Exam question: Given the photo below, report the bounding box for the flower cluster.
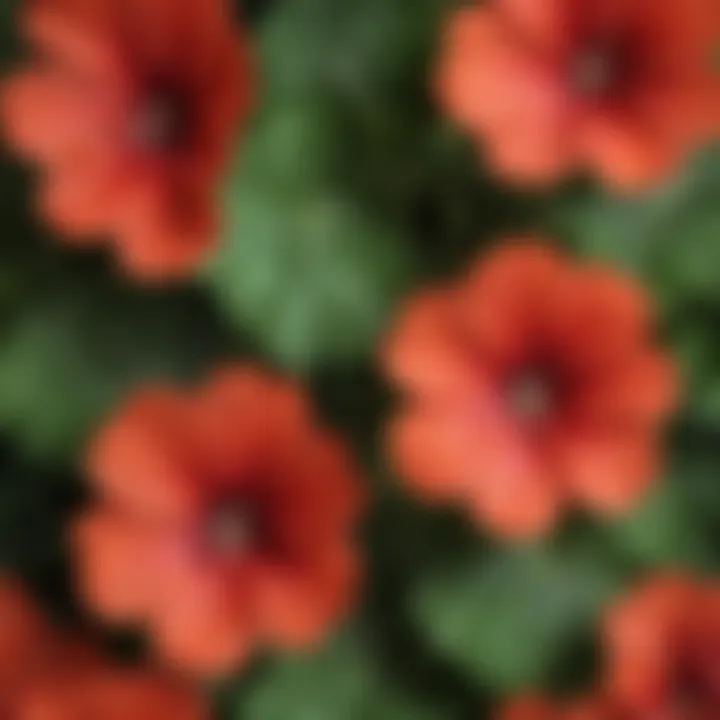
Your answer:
[0,0,717,717]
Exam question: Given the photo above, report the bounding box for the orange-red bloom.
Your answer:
[3,0,252,279]
[20,666,205,720]
[73,366,365,675]
[499,695,618,720]
[437,0,720,190]
[0,578,205,720]
[603,575,720,719]
[0,579,57,715]
[384,241,677,539]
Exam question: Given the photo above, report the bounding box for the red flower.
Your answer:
[437,0,720,190]
[73,367,366,675]
[0,579,56,714]
[604,575,720,719]
[20,667,205,720]
[383,241,677,539]
[499,695,618,720]
[0,578,205,720]
[2,0,252,279]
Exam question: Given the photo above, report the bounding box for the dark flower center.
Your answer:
[201,480,288,563]
[129,85,193,153]
[572,49,617,97]
[570,33,637,101]
[508,371,555,424]
[205,503,256,557]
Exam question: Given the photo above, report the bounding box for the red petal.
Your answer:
[71,511,158,623]
[382,289,480,399]
[87,389,201,522]
[559,430,658,515]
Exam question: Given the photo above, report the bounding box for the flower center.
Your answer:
[129,91,189,152]
[508,373,554,423]
[205,504,255,557]
[572,48,617,97]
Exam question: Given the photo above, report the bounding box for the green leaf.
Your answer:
[411,545,620,692]
[0,273,232,462]
[208,146,413,369]
[550,149,720,302]
[240,628,447,720]
[553,173,696,273]
[606,458,719,573]
[258,0,440,107]
[254,0,446,221]
[667,302,720,429]
[239,99,356,194]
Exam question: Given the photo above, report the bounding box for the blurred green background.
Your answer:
[0,0,718,718]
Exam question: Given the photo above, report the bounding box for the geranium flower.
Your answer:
[0,579,56,714]
[604,575,720,718]
[383,241,677,539]
[73,366,366,675]
[20,667,205,720]
[437,0,719,190]
[2,0,253,279]
[0,578,204,720]
[499,695,617,720]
